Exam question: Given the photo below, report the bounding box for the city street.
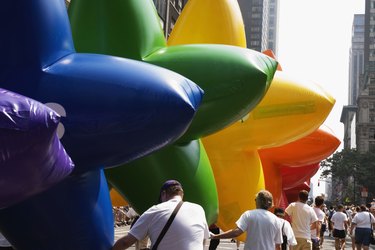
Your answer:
[115,225,375,249]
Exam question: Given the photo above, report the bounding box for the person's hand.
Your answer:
[209,232,216,239]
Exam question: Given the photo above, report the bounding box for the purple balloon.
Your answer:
[0,88,74,208]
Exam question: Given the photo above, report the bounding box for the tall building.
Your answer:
[267,0,279,55]
[349,15,365,106]
[237,0,279,55]
[341,14,365,149]
[356,0,375,153]
[153,0,188,37]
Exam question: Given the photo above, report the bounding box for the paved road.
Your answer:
[115,225,375,249]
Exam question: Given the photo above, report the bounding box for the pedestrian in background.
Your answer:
[285,190,319,250]
[310,196,326,250]
[349,205,375,250]
[274,207,297,250]
[331,204,348,250]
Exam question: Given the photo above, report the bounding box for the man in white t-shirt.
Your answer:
[285,190,319,250]
[211,190,283,250]
[112,180,210,250]
[310,196,326,250]
[331,204,348,250]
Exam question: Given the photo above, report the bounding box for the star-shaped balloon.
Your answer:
[68,0,278,225]
[0,0,204,249]
[0,0,203,174]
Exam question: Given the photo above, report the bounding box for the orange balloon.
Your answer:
[259,126,340,207]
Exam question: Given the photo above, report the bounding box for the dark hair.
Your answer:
[158,180,183,202]
[298,190,309,202]
[360,205,367,211]
[315,196,325,207]
[274,207,285,216]
[337,204,344,210]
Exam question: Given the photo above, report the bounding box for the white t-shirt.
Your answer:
[331,211,348,230]
[285,201,318,239]
[278,217,297,246]
[311,207,325,239]
[352,211,375,228]
[129,197,209,250]
[0,233,11,247]
[236,209,283,250]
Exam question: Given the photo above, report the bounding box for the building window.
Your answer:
[154,0,167,20]
[370,128,375,139]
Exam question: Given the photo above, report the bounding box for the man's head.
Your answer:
[337,204,344,211]
[298,190,309,203]
[314,195,325,208]
[255,190,273,210]
[159,180,184,203]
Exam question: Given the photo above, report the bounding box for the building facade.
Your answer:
[153,0,188,37]
[341,14,364,149]
[267,0,279,55]
[237,0,279,55]
[356,0,375,153]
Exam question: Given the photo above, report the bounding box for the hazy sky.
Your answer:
[277,0,365,195]
[277,0,365,152]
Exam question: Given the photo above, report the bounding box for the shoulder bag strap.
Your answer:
[152,201,183,250]
[370,212,373,230]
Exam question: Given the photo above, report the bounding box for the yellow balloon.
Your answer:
[167,0,246,47]
[203,71,335,151]
[202,143,264,242]
[110,188,129,207]
[169,0,336,242]
[203,71,334,234]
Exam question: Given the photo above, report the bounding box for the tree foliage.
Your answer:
[320,148,375,204]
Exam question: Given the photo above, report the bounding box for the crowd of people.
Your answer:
[112,180,375,250]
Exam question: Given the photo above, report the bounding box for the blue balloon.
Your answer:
[0,0,203,249]
[0,0,203,174]
[0,170,113,250]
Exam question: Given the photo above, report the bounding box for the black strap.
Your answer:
[152,201,183,250]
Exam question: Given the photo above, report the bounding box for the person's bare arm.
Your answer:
[349,222,356,235]
[275,243,281,250]
[210,227,243,239]
[112,234,138,250]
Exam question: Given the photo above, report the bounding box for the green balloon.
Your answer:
[68,0,277,140]
[105,140,219,225]
[145,44,276,142]
[69,0,166,60]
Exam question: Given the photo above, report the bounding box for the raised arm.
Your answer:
[210,227,243,239]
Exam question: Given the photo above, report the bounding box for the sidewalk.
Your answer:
[115,225,375,249]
